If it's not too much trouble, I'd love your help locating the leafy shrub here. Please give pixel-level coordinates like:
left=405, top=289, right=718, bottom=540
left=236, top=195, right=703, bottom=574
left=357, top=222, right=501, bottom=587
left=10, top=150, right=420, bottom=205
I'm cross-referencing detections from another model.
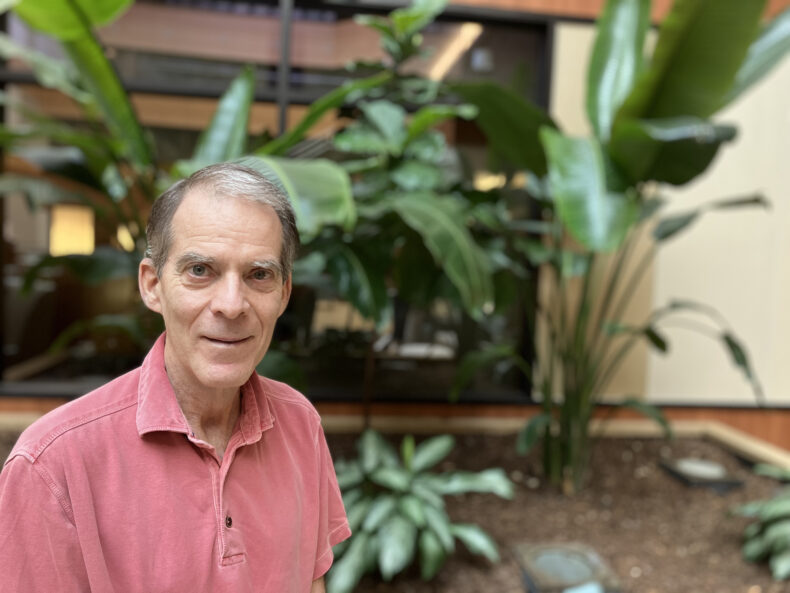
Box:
left=733, top=464, right=790, bottom=580
left=328, top=429, right=513, bottom=592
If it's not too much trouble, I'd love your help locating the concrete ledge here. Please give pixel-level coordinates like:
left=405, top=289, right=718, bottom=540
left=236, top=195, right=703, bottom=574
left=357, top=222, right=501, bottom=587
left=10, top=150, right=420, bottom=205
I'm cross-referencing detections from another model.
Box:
left=322, top=415, right=790, bottom=470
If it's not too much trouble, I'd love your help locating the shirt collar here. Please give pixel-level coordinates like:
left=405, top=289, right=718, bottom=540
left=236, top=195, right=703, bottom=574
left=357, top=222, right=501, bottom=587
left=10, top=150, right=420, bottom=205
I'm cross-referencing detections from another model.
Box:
left=136, top=333, right=275, bottom=441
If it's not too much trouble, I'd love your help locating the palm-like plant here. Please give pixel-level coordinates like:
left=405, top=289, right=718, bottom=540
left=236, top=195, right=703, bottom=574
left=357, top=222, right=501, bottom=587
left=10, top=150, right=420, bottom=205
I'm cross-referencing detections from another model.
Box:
left=451, top=0, right=790, bottom=493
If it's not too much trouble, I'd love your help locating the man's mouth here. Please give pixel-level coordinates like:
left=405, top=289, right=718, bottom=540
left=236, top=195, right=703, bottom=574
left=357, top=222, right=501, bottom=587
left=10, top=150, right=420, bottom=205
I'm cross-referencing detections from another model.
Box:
left=204, top=336, right=251, bottom=345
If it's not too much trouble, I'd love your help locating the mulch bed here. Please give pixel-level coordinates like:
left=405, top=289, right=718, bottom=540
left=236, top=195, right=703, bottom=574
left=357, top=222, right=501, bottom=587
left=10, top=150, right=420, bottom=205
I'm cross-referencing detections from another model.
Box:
left=326, top=432, right=789, bottom=593
left=2, top=425, right=786, bottom=592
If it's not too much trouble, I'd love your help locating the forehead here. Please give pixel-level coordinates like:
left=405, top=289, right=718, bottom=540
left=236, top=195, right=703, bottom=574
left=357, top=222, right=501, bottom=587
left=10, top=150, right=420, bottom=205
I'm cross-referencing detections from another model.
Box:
left=168, top=189, right=283, bottom=256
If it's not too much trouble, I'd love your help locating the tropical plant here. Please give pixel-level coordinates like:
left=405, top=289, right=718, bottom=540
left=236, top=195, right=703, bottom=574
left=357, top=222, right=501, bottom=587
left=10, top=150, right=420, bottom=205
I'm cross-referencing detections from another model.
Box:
left=450, top=0, right=790, bottom=493
left=733, top=464, right=790, bottom=580
left=328, top=429, right=513, bottom=592
left=0, top=0, right=357, bottom=362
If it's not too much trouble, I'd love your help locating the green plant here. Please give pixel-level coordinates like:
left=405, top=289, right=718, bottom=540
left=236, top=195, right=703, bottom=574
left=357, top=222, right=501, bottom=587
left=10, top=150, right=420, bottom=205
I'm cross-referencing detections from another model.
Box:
left=328, top=429, right=513, bottom=592
left=451, top=0, right=790, bottom=493
left=0, top=0, right=356, bottom=363
left=733, top=464, right=790, bottom=580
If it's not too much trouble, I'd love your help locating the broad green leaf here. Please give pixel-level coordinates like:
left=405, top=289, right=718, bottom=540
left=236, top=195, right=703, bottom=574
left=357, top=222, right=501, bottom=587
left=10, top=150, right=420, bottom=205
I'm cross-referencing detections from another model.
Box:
left=23, top=246, right=138, bottom=292
left=391, top=161, right=444, bottom=191
left=189, top=66, right=254, bottom=165
left=362, top=495, right=398, bottom=532
left=358, top=429, right=398, bottom=473
left=743, top=534, right=771, bottom=562
left=450, top=343, right=529, bottom=402
left=621, top=398, right=672, bottom=437
left=0, top=174, right=106, bottom=217
left=411, top=435, right=455, bottom=473
left=259, top=71, right=392, bottom=156
left=398, top=495, right=426, bottom=528
left=62, top=35, right=153, bottom=169
left=418, top=529, right=446, bottom=580
left=722, top=332, right=763, bottom=402
left=450, top=523, right=500, bottom=562
left=615, top=0, right=765, bottom=121
left=236, top=156, right=355, bottom=242
left=334, top=460, right=364, bottom=490
left=341, top=488, right=364, bottom=511
left=432, top=468, right=514, bottom=499
left=451, top=81, right=554, bottom=175
left=334, top=123, right=393, bottom=155
left=0, top=33, right=92, bottom=104
left=13, top=0, right=132, bottom=41
left=327, top=531, right=369, bottom=593
left=346, top=498, right=372, bottom=534
left=541, top=127, right=638, bottom=251
left=361, top=100, right=407, bottom=153
left=325, top=244, right=391, bottom=328
left=49, top=312, right=149, bottom=352
left=407, top=104, right=477, bottom=142
left=385, top=192, right=494, bottom=318
left=353, top=14, right=393, bottom=39
left=653, top=211, right=699, bottom=241
left=610, top=117, right=737, bottom=185
left=404, top=130, right=446, bottom=163
left=517, top=413, right=551, bottom=455
left=401, top=435, right=416, bottom=471
left=370, top=467, right=412, bottom=492
left=423, top=505, right=454, bottom=552
left=771, top=549, right=790, bottom=580
left=586, top=0, right=650, bottom=142
left=754, top=464, right=790, bottom=481
left=764, top=518, right=790, bottom=544
left=725, top=6, right=790, bottom=106
left=390, top=0, right=447, bottom=37
left=378, top=515, right=418, bottom=580
left=412, top=479, right=446, bottom=510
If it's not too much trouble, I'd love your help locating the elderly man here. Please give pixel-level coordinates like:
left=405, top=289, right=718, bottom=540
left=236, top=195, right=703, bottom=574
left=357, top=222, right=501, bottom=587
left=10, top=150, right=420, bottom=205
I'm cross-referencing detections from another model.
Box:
left=0, top=163, right=350, bottom=592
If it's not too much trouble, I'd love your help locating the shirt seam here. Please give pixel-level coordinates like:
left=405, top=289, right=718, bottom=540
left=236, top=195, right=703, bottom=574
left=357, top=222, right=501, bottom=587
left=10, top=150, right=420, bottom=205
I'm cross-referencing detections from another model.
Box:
left=14, top=457, right=78, bottom=526
left=29, top=397, right=138, bottom=461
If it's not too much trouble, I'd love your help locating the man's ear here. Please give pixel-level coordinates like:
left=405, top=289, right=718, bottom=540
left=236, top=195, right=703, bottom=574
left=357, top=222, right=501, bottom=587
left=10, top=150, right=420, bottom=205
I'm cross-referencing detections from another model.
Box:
left=278, top=273, right=292, bottom=317
left=139, top=258, right=163, bottom=314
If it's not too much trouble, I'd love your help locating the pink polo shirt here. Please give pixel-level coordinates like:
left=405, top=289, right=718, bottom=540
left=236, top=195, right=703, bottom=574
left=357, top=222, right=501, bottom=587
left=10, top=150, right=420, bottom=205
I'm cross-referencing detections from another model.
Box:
left=0, top=335, right=351, bottom=592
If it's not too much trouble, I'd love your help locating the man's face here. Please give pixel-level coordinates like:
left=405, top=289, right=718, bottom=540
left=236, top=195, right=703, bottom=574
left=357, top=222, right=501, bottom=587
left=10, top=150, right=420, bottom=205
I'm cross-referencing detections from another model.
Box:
left=139, top=189, right=291, bottom=395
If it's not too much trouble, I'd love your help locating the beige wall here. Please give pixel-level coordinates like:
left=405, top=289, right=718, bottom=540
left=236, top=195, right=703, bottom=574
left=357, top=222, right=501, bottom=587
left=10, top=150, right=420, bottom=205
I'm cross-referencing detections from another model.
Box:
left=549, top=22, right=790, bottom=405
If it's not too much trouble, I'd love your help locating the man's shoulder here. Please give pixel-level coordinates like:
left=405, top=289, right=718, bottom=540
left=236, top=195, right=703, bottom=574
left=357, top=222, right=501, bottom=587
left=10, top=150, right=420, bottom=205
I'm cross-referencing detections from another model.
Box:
left=8, top=368, right=141, bottom=464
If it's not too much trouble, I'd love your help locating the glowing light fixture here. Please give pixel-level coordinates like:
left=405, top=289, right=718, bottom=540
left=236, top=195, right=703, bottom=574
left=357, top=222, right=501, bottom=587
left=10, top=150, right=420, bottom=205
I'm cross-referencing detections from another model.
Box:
left=49, top=204, right=94, bottom=256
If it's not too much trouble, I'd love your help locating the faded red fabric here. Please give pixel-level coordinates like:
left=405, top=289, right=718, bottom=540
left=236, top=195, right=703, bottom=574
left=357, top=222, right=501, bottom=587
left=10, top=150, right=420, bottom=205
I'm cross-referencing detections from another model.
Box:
left=0, top=334, right=350, bottom=592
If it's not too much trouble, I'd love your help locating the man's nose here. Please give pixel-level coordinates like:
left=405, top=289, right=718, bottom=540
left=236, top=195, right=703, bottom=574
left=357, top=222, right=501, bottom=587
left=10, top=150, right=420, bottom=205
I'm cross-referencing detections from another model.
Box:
left=210, top=275, right=248, bottom=318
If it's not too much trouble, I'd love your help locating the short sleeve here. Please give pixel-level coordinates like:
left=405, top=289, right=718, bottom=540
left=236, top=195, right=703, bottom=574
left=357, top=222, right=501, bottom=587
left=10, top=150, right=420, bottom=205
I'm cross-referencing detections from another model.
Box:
left=312, top=424, right=351, bottom=580
left=0, top=455, right=90, bottom=592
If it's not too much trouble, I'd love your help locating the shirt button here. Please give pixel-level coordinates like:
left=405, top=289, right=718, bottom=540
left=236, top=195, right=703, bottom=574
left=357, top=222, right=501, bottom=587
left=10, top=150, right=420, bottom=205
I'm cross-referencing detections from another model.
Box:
left=225, top=516, right=233, bottom=528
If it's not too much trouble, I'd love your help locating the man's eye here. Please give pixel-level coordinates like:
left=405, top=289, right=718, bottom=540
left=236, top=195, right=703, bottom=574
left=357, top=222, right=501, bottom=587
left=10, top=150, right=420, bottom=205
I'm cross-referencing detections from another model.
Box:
left=190, top=264, right=207, bottom=276
left=252, top=269, right=270, bottom=281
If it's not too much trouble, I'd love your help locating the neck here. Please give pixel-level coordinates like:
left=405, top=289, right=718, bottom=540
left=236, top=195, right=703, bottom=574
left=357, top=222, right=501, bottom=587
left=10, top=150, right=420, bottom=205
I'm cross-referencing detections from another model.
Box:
left=168, top=376, right=242, bottom=461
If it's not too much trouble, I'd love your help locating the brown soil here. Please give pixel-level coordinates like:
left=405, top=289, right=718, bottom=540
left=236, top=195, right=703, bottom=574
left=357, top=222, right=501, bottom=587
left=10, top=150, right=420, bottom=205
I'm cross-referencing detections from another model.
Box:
left=326, top=432, right=790, bottom=593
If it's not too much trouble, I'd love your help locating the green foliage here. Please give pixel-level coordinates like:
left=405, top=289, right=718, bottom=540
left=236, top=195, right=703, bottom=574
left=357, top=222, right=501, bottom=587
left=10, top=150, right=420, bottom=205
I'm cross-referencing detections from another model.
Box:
left=734, top=466, right=790, bottom=580
left=452, top=0, right=788, bottom=493
left=328, top=430, right=513, bottom=592
left=0, top=0, right=354, bottom=353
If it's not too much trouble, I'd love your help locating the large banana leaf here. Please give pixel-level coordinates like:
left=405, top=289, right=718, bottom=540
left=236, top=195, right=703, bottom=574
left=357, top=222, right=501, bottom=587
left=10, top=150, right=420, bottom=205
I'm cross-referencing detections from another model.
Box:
left=586, top=0, right=650, bottom=143
left=257, top=71, right=392, bottom=157
left=615, top=0, right=765, bottom=121
left=725, top=6, right=790, bottom=106
left=609, top=116, right=737, bottom=185
left=381, top=192, right=494, bottom=318
left=190, top=66, right=255, bottom=165
left=11, top=0, right=132, bottom=41
left=541, top=127, right=638, bottom=251
left=325, top=243, right=392, bottom=328
left=236, top=156, right=356, bottom=242
left=450, top=81, right=554, bottom=176
left=62, top=34, right=153, bottom=169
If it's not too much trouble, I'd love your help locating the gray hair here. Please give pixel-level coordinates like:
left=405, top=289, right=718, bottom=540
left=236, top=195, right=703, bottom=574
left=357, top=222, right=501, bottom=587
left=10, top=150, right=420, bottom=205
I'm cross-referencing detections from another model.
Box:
left=145, top=162, right=299, bottom=280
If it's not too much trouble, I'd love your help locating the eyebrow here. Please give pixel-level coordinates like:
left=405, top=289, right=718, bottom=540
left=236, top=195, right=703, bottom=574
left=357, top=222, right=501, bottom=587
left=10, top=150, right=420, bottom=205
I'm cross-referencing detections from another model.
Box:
left=173, top=252, right=283, bottom=278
